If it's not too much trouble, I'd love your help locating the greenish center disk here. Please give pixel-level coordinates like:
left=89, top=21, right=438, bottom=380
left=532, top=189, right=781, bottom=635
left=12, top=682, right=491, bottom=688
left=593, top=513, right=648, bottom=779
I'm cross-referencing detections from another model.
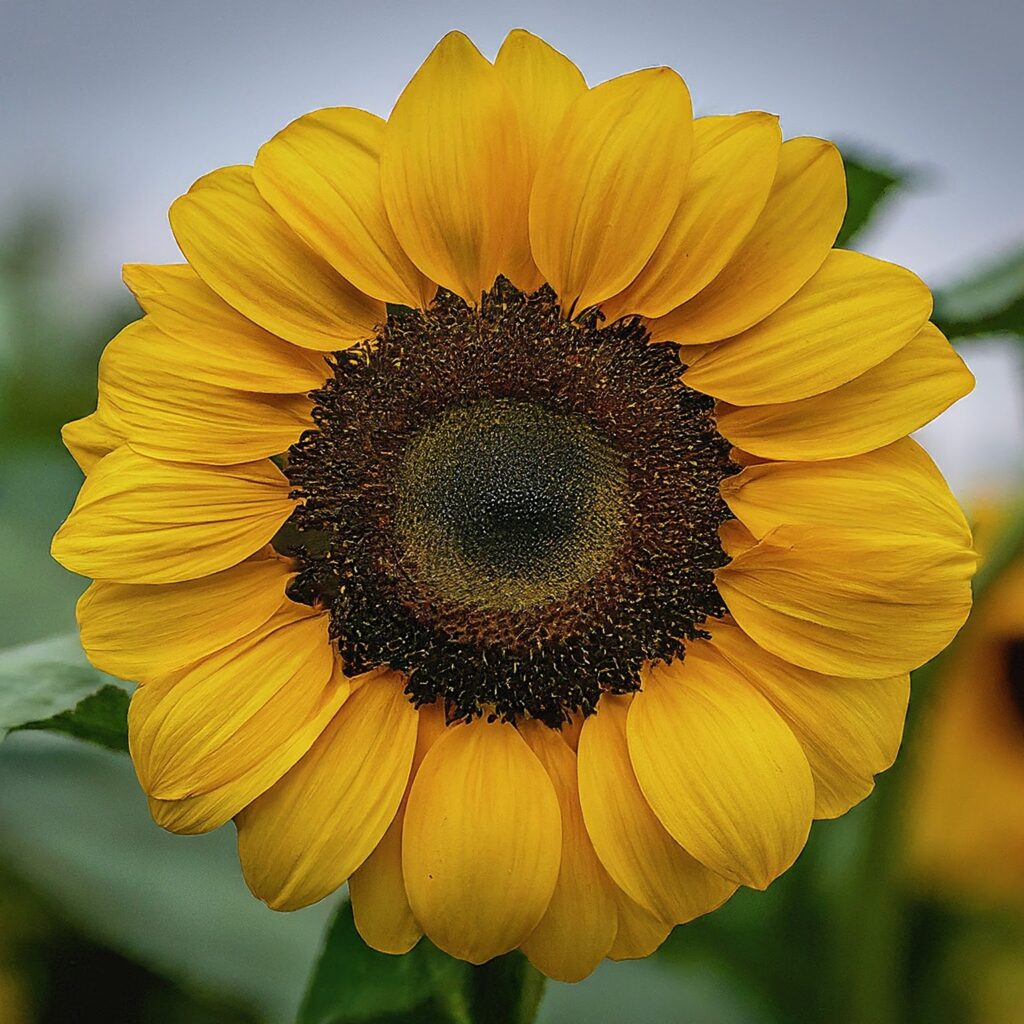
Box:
left=395, top=398, right=628, bottom=612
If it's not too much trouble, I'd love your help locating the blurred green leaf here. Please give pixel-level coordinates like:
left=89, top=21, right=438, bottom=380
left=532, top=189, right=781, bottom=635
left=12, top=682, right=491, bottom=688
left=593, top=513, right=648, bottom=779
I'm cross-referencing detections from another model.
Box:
left=0, top=633, right=126, bottom=742
left=0, top=732, right=334, bottom=1023
left=299, top=902, right=472, bottom=1024
left=933, top=246, right=1024, bottom=343
left=18, top=683, right=130, bottom=751
left=837, top=150, right=912, bottom=248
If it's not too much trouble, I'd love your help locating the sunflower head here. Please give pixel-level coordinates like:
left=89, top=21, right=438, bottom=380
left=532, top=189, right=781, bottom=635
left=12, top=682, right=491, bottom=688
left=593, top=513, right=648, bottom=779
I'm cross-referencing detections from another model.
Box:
left=52, top=28, right=977, bottom=981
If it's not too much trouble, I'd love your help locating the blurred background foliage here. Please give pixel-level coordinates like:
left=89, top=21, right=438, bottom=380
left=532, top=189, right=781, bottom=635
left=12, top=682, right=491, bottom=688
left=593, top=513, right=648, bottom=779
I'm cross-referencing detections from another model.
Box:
left=1, top=149, right=1023, bottom=1024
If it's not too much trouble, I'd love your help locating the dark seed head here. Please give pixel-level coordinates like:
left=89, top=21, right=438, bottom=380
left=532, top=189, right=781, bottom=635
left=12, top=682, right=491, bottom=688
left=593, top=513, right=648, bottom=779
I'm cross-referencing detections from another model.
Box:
left=282, top=279, right=737, bottom=727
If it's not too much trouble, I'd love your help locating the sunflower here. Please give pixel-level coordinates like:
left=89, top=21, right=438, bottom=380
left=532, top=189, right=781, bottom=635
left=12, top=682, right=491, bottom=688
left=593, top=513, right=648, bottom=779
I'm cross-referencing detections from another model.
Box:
left=51, top=29, right=977, bottom=981
left=907, top=503, right=1024, bottom=909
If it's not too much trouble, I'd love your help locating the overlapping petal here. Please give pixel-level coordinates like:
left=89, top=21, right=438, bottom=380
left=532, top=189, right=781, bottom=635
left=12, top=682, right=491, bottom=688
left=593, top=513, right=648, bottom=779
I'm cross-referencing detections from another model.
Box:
left=77, top=553, right=292, bottom=681
left=99, top=319, right=313, bottom=465
left=682, top=250, right=933, bottom=404
left=494, top=29, right=587, bottom=292
left=628, top=644, right=815, bottom=889
left=51, top=448, right=293, bottom=584
left=61, top=409, right=124, bottom=474
left=380, top=31, right=528, bottom=305
left=254, top=107, right=435, bottom=308
left=237, top=672, right=418, bottom=911
left=170, top=165, right=384, bottom=350
left=402, top=717, right=561, bottom=964
left=603, top=112, right=781, bottom=321
left=121, top=263, right=329, bottom=391
left=129, top=601, right=342, bottom=800
left=710, top=620, right=909, bottom=818
left=577, top=694, right=736, bottom=921
left=529, top=67, right=693, bottom=312
left=648, top=136, right=845, bottom=344
left=715, top=323, right=974, bottom=460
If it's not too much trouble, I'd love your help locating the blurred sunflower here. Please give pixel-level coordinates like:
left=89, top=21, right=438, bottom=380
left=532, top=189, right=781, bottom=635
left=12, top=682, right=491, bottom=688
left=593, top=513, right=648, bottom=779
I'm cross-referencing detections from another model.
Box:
left=52, top=29, right=976, bottom=981
left=908, top=504, right=1024, bottom=908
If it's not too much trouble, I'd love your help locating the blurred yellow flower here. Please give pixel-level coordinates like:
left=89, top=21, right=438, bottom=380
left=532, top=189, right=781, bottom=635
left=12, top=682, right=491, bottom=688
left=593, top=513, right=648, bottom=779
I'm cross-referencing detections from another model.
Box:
left=51, top=29, right=975, bottom=980
left=908, top=504, right=1024, bottom=908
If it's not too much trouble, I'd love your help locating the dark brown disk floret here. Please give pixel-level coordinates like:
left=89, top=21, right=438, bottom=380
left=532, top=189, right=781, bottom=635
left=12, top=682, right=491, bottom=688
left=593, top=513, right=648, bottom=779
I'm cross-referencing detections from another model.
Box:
left=282, top=279, right=737, bottom=727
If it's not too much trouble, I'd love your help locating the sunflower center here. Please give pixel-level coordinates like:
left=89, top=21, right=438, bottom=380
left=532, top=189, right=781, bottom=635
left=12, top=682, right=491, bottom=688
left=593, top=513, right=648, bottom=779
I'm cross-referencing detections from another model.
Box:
left=1004, top=638, right=1024, bottom=725
left=395, top=399, right=627, bottom=611
left=282, top=279, right=736, bottom=727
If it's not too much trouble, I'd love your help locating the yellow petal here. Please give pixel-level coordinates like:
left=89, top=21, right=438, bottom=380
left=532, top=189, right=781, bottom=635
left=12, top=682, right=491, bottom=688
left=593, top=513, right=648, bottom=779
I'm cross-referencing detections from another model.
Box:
left=529, top=67, right=693, bottom=313
left=349, top=702, right=446, bottom=956
left=520, top=722, right=618, bottom=982
left=710, top=620, right=909, bottom=818
left=380, top=31, right=528, bottom=305
left=169, top=165, right=384, bottom=350
left=51, top=447, right=293, bottom=584
left=494, top=29, right=586, bottom=292
left=99, top=319, right=313, bottom=465
left=146, top=658, right=353, bottom=835
left=628, top=643, right=814, bottom=889
left=721, top=438, right=972, bottom=547
left=237, top=671, right=418, bottom=911
left=577, top=694, right=736, bottom=922
left=603, top=112, right=781, bottom=321
left=648, top=137, right=845, bottom=344
left=78, top=554, right=293, bottom=681
left=61, top=410, right=124, bottom=474
left=129, top=602, right=341, bottom=799
left=715, top=322, right=975, bottom=460
left=122, top=264, right=329, bottom=392
left=717, top=525, right=976, bottom=678
left=402, top=718, right=561, bottom=963
left=683, top=249, right=932, bottom=404
left=607, top=888, right=673, bottom=962
left=253, top=107, right=435, bottom=308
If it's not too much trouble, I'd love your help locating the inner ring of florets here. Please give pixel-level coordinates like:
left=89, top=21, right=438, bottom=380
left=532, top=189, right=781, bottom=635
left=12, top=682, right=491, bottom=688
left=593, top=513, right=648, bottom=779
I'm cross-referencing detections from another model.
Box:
left=396, top=398, right=628, bottom=612
left=280, top=279, right=737, bottom=727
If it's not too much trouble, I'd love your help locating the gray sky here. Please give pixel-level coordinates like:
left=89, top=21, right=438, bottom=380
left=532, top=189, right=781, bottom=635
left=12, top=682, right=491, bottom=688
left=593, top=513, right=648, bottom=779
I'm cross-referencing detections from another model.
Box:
left=3, top=0, right=1023, bottom=493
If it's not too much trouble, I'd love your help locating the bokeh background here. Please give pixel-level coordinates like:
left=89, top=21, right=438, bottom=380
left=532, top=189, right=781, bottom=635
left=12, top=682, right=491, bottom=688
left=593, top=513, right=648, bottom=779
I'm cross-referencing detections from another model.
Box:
left=2, top=1, right=1023, bottom=1021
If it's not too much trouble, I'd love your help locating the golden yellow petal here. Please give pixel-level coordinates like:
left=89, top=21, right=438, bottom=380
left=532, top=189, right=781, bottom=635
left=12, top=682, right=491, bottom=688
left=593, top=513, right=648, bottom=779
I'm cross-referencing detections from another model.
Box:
left=349, top=702, right=446, bottom=956
left=254, top=107, right=435, bottom=308
left=710, top=620, right=909, bottom=818
left=718, top=525, right=976, bottom=678
left=51, top=447, right=293, bottom=584
left=606, top=888, right=673, bottom=962
left=99, top=319, right=313, bottom=465
left=494, top=29, right=586, bottom=292
left=169, top=165, right=384, bottom=350
left=237, top=671, right=418, bottom=911
left=682, top=249, right=932, bottom=405
left=519, top=722, right=618, bottom=982
left=628, top=644, right=814, bottom=889
left=648, top=136, right=845, bottom=344
left=715, top=322, right=975, bottom=460
left=61, top=410, right=124, bottom=475
left=721, top=438, right=972, bottom=547
left=380, top=31, right=528, bottom=305
left=129, top=602, right=341, bottom=799
left=577, top=694, right=736, bottom=922
left=529, top=67, right=693, bottom=312
left=603, top=112, right=781, bottom=321
left=122, top=263, right=329, bottom=392
left=402, top=718, right=561, bottom=964
left=78, top=554, right=292, bottom=680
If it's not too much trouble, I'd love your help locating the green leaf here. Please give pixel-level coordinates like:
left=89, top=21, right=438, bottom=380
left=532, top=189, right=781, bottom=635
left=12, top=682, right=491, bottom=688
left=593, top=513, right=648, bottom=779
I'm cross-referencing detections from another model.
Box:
left=836, top=149, right=912, bottom=249
left=299, top=902, right=473, bottom=1024
left=0, top=633, right=127, bottom=742
left=932, top=245, right=1024, bottom=343
left=0, top=732, right=333, bottom=1023
left=18, top=683, right=130, bottom=751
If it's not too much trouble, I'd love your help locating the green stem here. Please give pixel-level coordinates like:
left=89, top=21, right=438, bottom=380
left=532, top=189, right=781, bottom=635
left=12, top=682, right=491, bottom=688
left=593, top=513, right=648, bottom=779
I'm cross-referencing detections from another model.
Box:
left=469, top=952, right=547, bottom=1024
